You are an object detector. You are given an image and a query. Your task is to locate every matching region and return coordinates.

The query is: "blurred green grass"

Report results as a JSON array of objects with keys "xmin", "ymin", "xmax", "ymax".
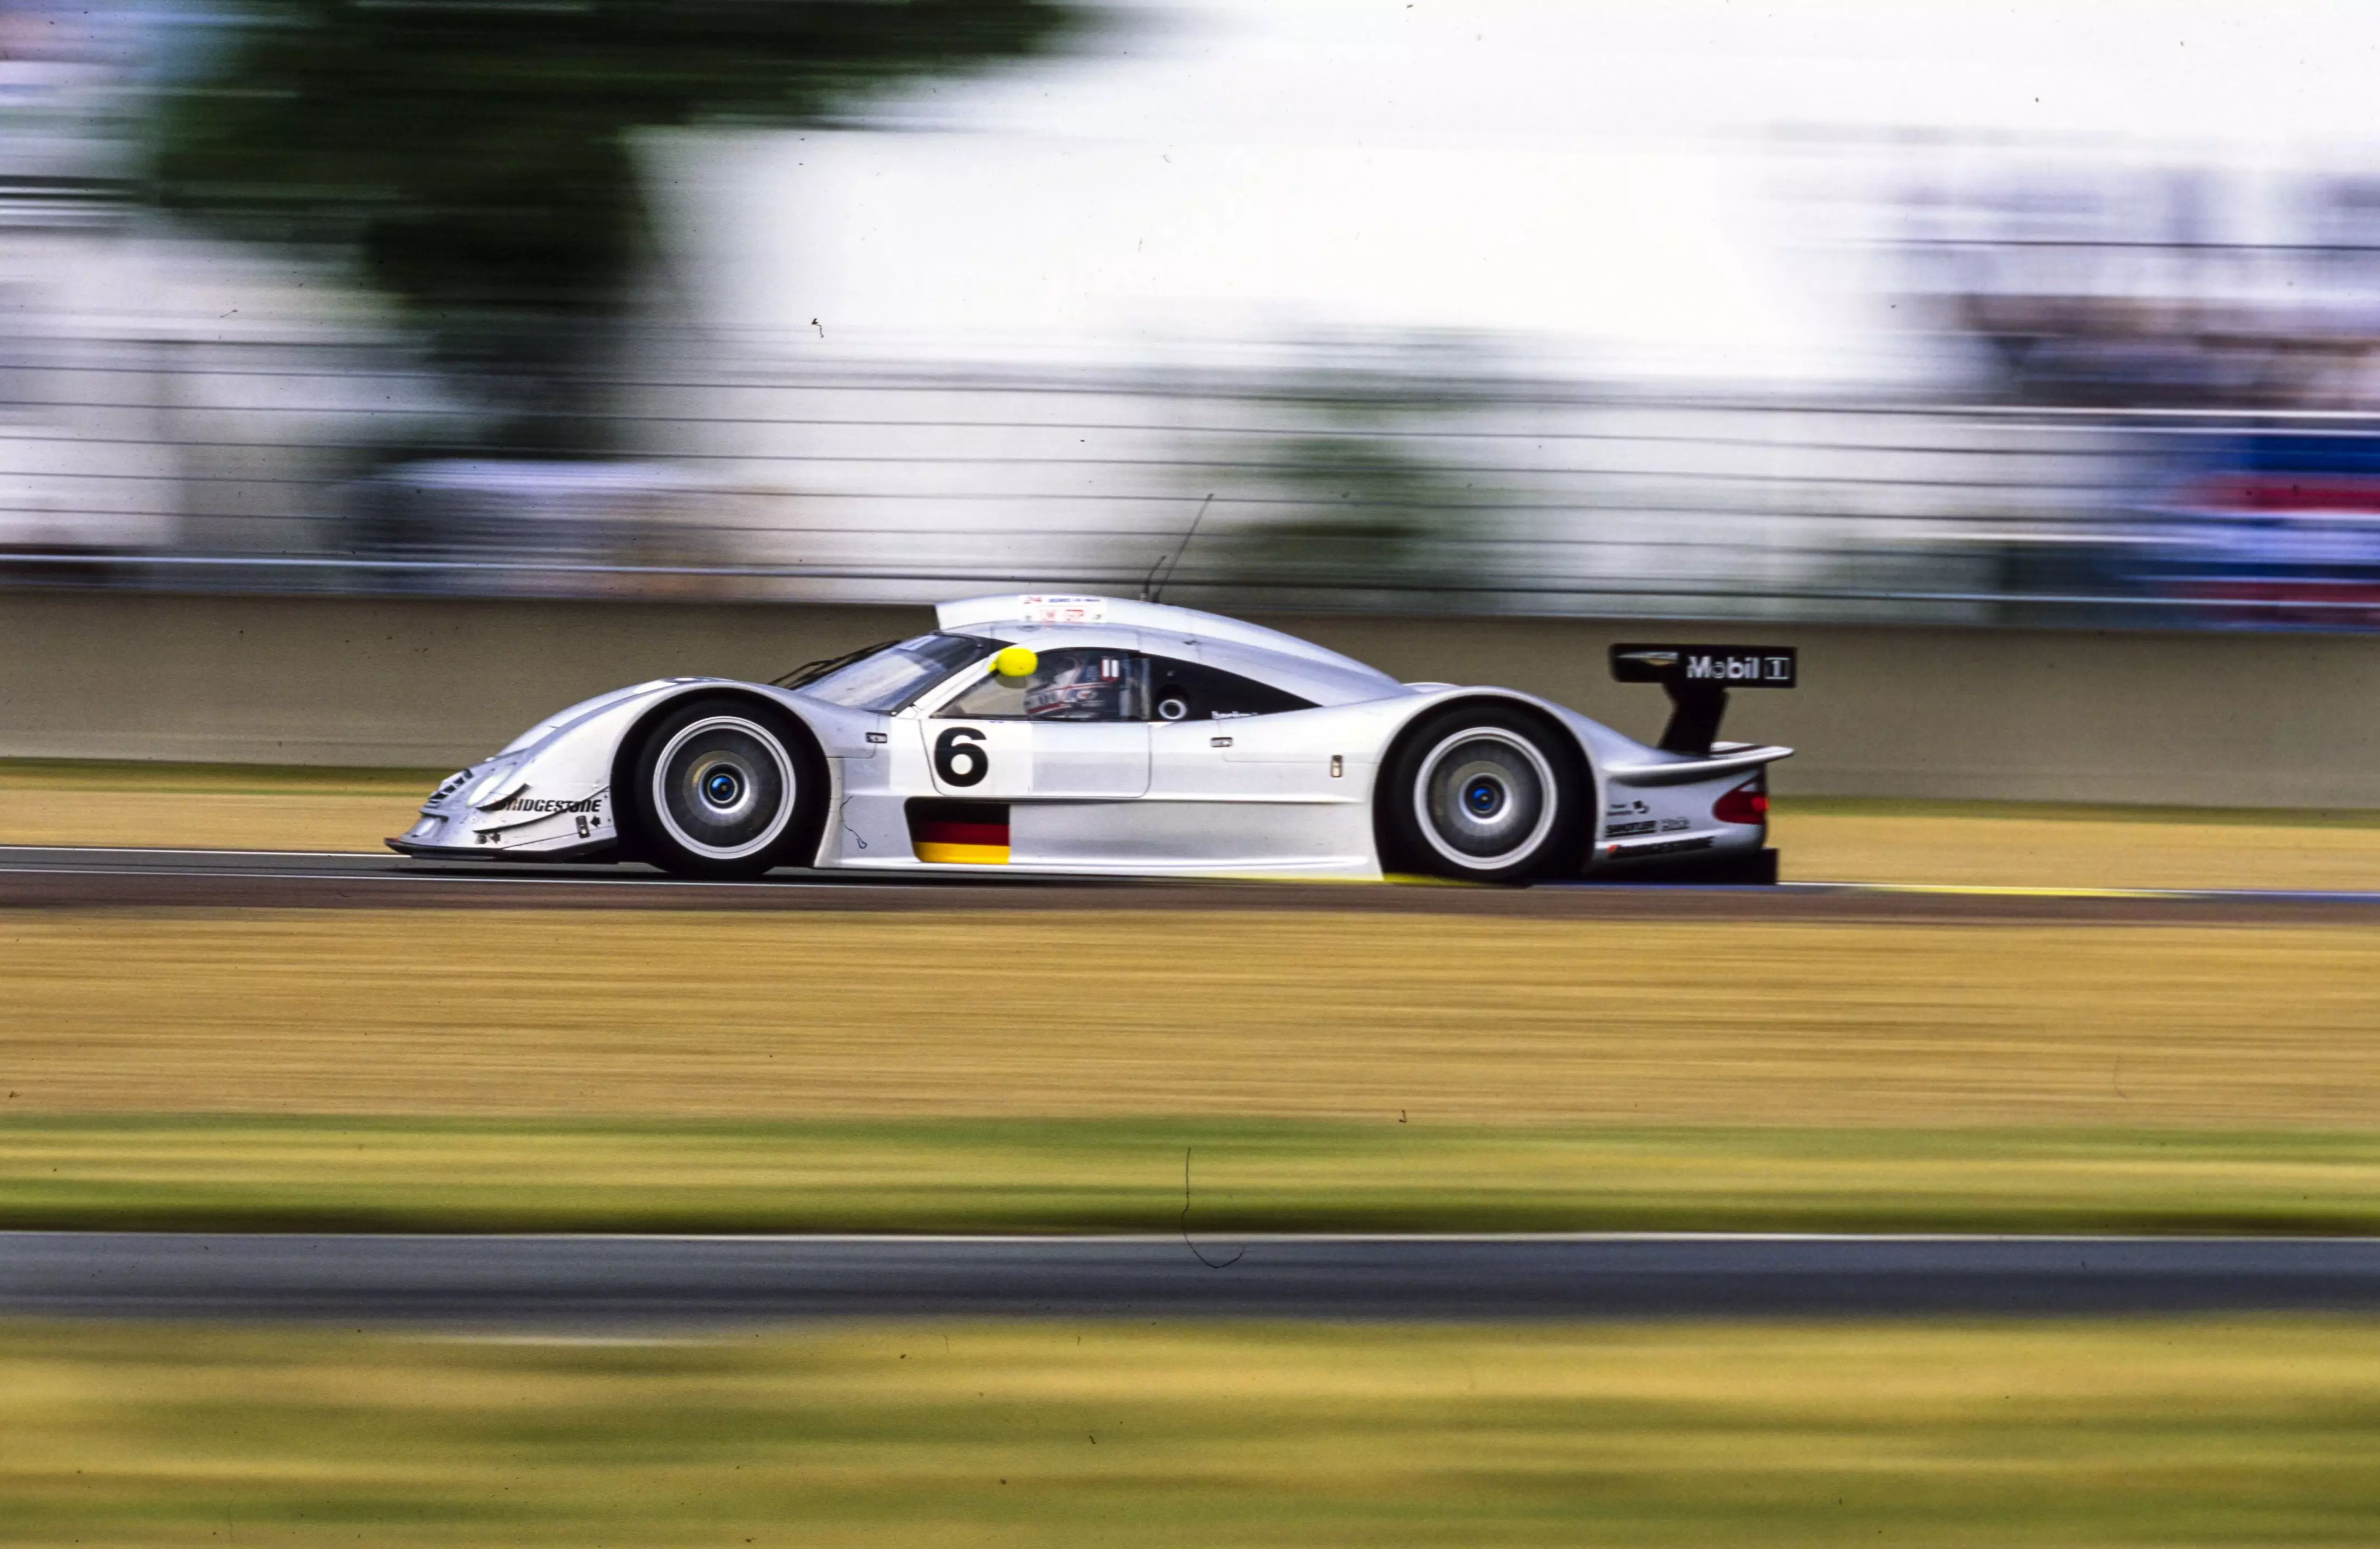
[
  {"xmin": 8, "ymin": 1316, "xmax": 2380, "ymax": 1547},
  {"xmin": 6, "ymin": 1117, "xmax": 2380, "ymax": 1234}
]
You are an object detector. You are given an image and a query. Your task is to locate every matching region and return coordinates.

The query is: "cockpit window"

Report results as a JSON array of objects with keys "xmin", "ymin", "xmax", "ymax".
[
  {"xmin": 939, "ymin": 648, "xmax": 1146, "ymax": 722},
  {"xmin": 1143, "ymin": 655, "xmax": 1316, "ymax": 721},
  {"xmin": 796, "ymin": 633, "xmax": 996, "ymax": 713}
]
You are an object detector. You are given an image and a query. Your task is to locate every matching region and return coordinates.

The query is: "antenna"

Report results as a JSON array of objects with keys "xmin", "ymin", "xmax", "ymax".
[{"xmin": 1141, "ymin": 492, "xmax": 1214, "ymax": 604}]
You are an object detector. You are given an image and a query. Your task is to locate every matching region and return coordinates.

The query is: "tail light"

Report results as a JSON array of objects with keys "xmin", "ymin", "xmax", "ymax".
[{"xmin": 1713, "ymin": 778, "xmax": 1768, "ymax": 826}]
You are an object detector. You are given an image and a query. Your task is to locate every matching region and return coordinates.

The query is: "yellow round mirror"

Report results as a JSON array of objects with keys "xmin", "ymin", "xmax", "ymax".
[{"xmin": 992, "ymin": 646, "xmax": 1039, "ymax": 680}]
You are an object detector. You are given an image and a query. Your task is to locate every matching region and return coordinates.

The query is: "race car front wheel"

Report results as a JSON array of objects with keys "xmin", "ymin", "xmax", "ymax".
[
  {"xmin": 627, "ymin": 696, "xmax": 820, "ymax": 879},
  {"xmin": 1378, "ymin": 705, "xmax": 1586, "ymax": 885}
]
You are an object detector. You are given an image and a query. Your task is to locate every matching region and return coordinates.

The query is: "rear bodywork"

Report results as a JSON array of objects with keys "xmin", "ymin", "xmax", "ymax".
[{"xmin": 391, "ymin": 595, "xmax": 1793, "ymax": 881}]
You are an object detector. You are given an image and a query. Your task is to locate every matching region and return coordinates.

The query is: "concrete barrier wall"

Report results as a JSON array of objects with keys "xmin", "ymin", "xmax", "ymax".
[{"xmin": 3, "ymin": 590, "xmax": 2377, "ymax": 807}]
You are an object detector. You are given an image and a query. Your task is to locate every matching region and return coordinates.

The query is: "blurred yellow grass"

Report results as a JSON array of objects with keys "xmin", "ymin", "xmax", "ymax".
[
  {"xmin": 1773, "ymin": 805, "xmax": 2380, "ymax": 890},
  {"xmin": 6, "ymin": 909, "xmax": 2379, "ymax": 1127},
  {"xmin": 0, "ymin": 789, "xmax": 417, "ymax": 851},
  {"xmin": 0, "ymin": 761, "xmax": 435, "ymax": 854},
  {"xmin": 8, "ymin": 1318, "xmax": 2380, "ymax": 1547}
]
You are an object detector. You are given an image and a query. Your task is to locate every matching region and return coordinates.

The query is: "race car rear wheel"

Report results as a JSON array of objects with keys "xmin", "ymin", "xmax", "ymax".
[
  {"xmin": 1378, "ymin": 704, "xmax": 1585, "ymax": 885},
  {"xmin": 627, "ymin": 696, "xmax": 820, "ymax": 880}
]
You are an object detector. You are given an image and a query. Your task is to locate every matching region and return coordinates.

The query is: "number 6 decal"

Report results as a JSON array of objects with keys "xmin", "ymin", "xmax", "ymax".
[{"xmin": 934, "ymin": 726, "xmax": 989, "ymax": 787}]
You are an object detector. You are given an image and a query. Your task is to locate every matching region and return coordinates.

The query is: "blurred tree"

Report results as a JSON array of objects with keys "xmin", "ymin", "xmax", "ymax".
[
  {"xmin": 1215, "ymin": 431, "xmax": 1466, "ymax": 595},
  {"xmin": 1177, "ymin": 344, "xmax": 1514, "ymax": 609},
  {"xmin": 154, "ymin": 0, "xmax": 1087, "ymax": 452}
]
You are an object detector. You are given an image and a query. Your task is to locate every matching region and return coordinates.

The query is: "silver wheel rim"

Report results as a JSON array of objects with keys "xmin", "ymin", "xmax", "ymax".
[
  {"xmin": 1411, "ymin": 728, "xmax": 1558, "ymax": 871},
  {"xmin": 652, "ymin": 716, "xmax": 796, "ymax": 861}
]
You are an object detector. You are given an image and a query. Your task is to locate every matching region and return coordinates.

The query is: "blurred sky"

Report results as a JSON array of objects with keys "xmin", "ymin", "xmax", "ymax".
[{"xmin": 649, "ymin": 0, "xmax": 2380, "ymax": 381}]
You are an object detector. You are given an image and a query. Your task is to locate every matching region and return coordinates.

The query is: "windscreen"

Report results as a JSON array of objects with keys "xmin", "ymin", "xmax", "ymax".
[{"xmin": 797, "ymin": 633, "xmax": 995, "ymax": 713}]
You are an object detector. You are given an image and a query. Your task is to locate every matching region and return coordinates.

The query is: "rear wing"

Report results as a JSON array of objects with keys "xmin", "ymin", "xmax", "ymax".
[{"xmin": 1610, "ymin": 644, "xmax": 1797, "ymax": 757}]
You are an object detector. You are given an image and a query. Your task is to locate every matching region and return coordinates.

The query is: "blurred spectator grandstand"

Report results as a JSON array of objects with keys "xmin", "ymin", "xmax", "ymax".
[{"xmin": 1895, "ymin": 150, "xmax": 2380, "ymax": 626}]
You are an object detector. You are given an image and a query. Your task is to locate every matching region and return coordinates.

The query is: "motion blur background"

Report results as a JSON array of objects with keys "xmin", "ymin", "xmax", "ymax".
[
  {"xmin": 15, "ymin": 0, "xmax": 2380, "ymax": 628},
  {"xmin": 12, "ymin": 12, "xmax": 2380, "ymax": 1544}
]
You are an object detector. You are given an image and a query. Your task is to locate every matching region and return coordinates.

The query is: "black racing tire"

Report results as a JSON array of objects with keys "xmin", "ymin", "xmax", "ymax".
[
  {"xmin": 1376, "ymin": 703, "xmax": 1587, "ymax": 885},
  {"xmin": 624, "ymin": 695, "xmax": 822, "ymax": 880}
]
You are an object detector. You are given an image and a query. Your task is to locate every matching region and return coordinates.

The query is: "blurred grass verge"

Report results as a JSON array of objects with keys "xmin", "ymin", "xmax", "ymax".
[
  {"xmin": 9, "ymin": 912, "xmax": 2377, "ymax": 1127},
  {"xmin": 7, "ymin": 1318, "xmax": 2380, "ymax": 1547},
  {"xmin": 5, "ymin": 908, "xmax": 2380, "ymax": 1230},
  {"xmin": 4, "ymin": 759, "xmax": 2379, "ymax": 885},
  {"xmin": 0, "ymin": 760, "xmax": 442, "ymax": 853},
  {"xmin": 4, "ymin": 1117, "xmax": 2379, "ymax": 1234},
  {"xmin": 1772, "ymin": 802, "xmax": 2380, "ymax": 889}
]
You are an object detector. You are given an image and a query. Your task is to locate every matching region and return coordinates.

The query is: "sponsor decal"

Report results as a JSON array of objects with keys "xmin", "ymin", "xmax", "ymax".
[
  {"xmin": 1607, "ymin": 834, "xmax": 1717, "ymax": 858},
  {"xmin": 487, "ymin": 793, "xmax": 605, "ymax": 816},
  {"xmin": 1017, "ymin": 594, "xmax": 1107, "ymax": 624},
  {"xmin": 1682, "ymin": 651, "xmax": 1796, "ymax": 686},
  {"xmin": 1611, "ymin": 643, "xmax": 1797, "ymax": 688},
  {"xmin": 1605, "ymin": 820, "xmax": 1656, "ymax": 838},
  {"xmin": 1659, "ymin": 816, "xmax": 1691, "ymax": 832},
  {"xmin": 1607, "ymin": 799, "xmax": 1650, "ymax": 816}
]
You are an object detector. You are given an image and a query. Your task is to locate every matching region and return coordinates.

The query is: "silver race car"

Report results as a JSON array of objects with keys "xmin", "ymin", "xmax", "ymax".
[{"xmin": 390, "ymin": 594, "xmax": 1795, "ymax": 884}]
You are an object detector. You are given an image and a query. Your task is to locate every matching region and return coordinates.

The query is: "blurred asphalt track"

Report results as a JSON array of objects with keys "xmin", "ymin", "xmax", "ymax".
[
  {"xmin": 4, "ymin": 844, "xmax": 2380, "ymax": 922},
  {"xmin": 7, "ymin": 1233, "xmax": 2380, "ymax": 1322}
]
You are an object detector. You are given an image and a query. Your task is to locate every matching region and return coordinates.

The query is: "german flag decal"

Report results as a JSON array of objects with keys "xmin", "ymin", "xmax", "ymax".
[{"xmin": 907, "ymin": 799, "xmax": 1010, "ymax": 865}]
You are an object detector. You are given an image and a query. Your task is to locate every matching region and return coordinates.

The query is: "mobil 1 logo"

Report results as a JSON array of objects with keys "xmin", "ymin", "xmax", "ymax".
[
  {"xmin": 1609, "ymin": 643, "xmax": 1797, "ymax": 689},
  {"xmin": 1683, "ymin": 648, "xmax": 1796, "ymax": 687}
]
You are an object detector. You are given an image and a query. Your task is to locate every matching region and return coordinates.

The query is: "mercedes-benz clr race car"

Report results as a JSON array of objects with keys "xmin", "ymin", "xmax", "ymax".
[{"xmin": 391, "ymin": 595, "xmax": 1796, "ymax": 885}]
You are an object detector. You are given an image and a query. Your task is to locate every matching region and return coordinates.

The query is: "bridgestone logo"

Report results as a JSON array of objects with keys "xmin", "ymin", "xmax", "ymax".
[{"xmin": 490, "ymin": 795, "xmax": 604, "ymax": 815}]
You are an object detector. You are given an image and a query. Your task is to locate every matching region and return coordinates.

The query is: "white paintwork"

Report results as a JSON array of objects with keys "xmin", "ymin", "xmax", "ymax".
[
  {"xmin": 1604, "ymin": 744, "xmax": 1795, "ymax": 787},
  {"xmin": 392, "ymin": 594, "xmax": 1793, "ymax": 880}
]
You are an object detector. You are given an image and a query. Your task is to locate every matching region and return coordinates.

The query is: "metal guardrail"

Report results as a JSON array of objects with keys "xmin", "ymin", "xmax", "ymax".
[
  {"xmin": 3, "ymin": 339, "xmax": 2378, "ymax": 628},
  {"xmin": 11, "ymin": 552, "xmax": 2380, "ymax": 619}
]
